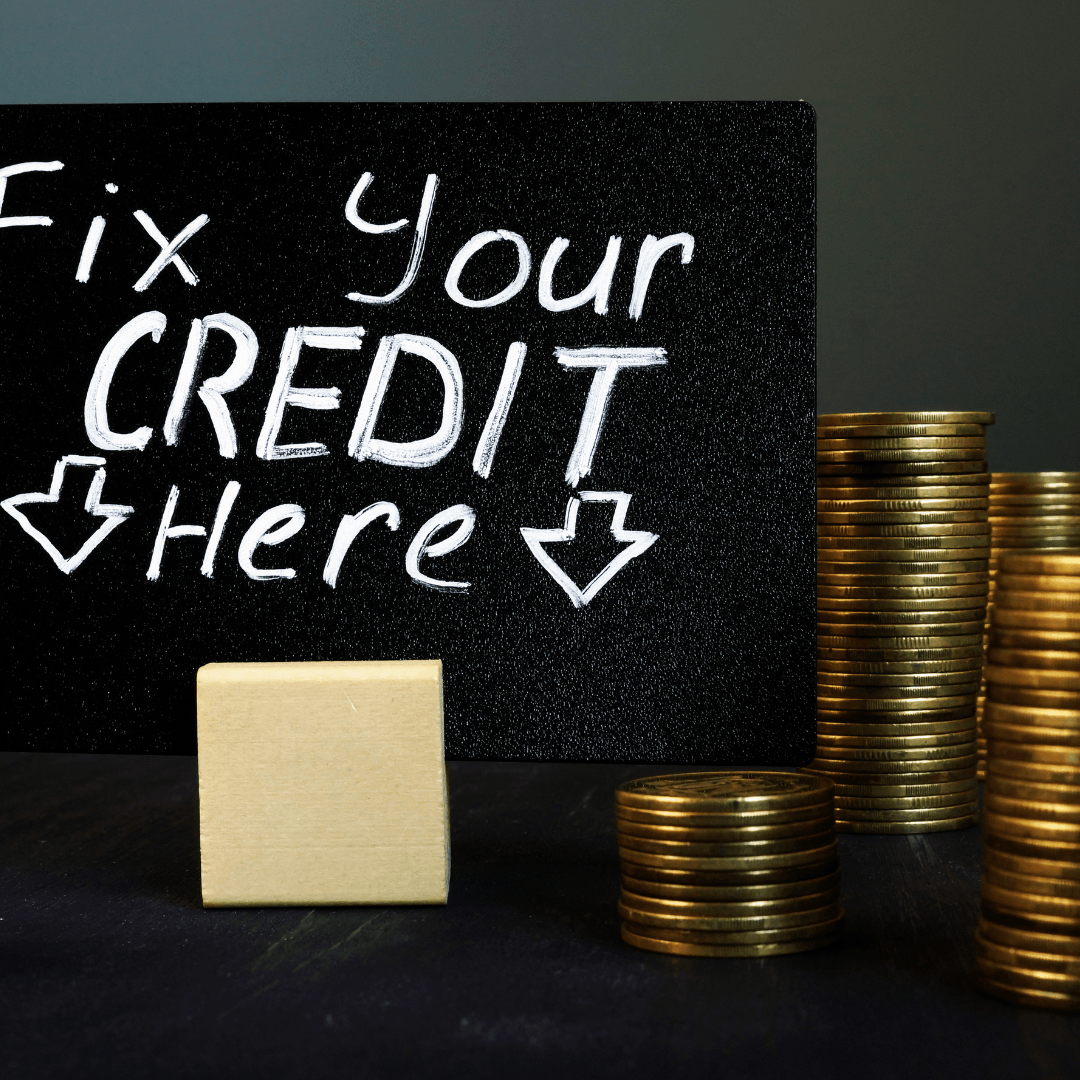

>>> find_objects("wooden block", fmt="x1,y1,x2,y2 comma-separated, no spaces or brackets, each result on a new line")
197,659,449,906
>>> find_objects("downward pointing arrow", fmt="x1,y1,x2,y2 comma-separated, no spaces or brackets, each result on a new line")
2,456,134,574
521,491,658,608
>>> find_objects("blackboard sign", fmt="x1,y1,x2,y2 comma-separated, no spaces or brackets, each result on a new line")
0,102,815,761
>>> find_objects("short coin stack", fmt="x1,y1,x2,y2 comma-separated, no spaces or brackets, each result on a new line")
976,473,1080,778
977,550,1080,1011
616,773,842,957
809,410,994,832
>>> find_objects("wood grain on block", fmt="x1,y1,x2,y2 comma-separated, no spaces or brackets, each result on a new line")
197,659,449,906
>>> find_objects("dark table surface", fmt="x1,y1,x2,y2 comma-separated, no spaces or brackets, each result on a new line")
2,751,1079,1079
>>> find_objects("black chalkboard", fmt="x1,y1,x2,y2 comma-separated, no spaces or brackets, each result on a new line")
0,103,815,761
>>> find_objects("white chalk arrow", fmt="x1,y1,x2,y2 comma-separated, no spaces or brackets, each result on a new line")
520,491,658,608
2,456,134,574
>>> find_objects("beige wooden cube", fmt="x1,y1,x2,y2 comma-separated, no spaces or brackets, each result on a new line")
196,659,449,906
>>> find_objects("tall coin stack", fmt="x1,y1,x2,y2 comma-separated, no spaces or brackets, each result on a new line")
616,773,843,957
808,411,994,833
976,473,1080,778
977,550,1080,1011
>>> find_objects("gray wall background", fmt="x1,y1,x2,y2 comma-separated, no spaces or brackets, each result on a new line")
2,0,1077,469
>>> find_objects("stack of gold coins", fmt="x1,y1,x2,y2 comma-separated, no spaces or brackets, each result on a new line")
616,773,843,957
975,474,1080,778
977,550,1080,1011
808,411,994,832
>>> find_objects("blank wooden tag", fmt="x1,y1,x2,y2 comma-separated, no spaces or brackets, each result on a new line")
197,659,449,906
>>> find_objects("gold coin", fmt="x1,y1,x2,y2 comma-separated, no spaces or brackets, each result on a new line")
614,803,833,829
819,422,988,437
983,846,1080,884
991,514,1080,526
984,834,1080,866
990,686,1080,711
834,790,976,811
990,536,1080,549
619,897,843,933
990,504,1080,518
985,700,1080,729
615,817,834,844
834,815,977,834
996,608,1080,632
986,758,1080,785
998,572,1080,592
818,671,982,689
983,810,1080,841
981,881,1080,919
818,572,990,587
617,830,835,859
818,657,983,675
820,482,991,499
997,590,1080,613
984,867,1080,901
620,870,842,904
985,721,1080,747
616,841,838,872
820,471,990,486
621,910,846,945
999,552,1080,576
991,626,1080,651
984,792,1080,823
831,802,978,823
817,730,975,749
819,523,990,539
817,669,981,686
817,717,979,737
985,961,1080,1002
986,776,1080,805
988,648,1080,672
620,887,842,920
618,857,840,888
818,645,984,662
819,598,987,614
992,471,1080,485
818,627,985,641
976,962,1080,1005
977,975,1080,1013
805,756,978,774
979,913,1080,956
817,449,986,464
818,581,989,598
988,742,1080,766
817,704,977,722
818,511,988,527
818,499,989,513
620,923,842,957
991,493,1080,506
615,772,833,813
818,423,987,438
818,547,990,563
817,436,986,451
992,501,1080,512
816,696,979,712
976,934,1080,976
817,683,980,699
819,777,978,797
817,461,987,476
819,533,990,550
985,665,1080,690
818,411,994,426
814,740,975,762
982,897,1080,935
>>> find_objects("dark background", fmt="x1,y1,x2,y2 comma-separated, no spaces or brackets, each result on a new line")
1,0,1077,470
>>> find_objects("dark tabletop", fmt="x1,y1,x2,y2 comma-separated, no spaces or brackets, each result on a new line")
1,751,1078,1079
